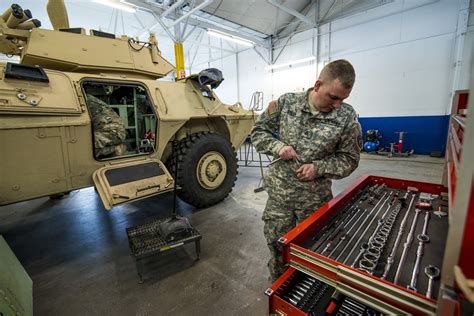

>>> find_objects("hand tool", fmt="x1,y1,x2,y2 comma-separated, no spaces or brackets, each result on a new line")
366,247,381,259
394,208,422,284
295,283,310,292
284,295,299,306
381,194,415,280
424,265,440,299
407,233,429,292
345,297,366,308
359,258,376,272
268,157,282,166
339,305,362,315
341,302,364,314
350,243,369,268
268,156,301,166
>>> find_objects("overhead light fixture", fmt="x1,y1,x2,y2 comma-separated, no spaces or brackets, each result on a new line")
265,56,316,71
207,29,255,47
92,0,137,13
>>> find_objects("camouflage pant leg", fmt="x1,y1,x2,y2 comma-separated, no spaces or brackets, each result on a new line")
293,191,333,224
262,198,296,282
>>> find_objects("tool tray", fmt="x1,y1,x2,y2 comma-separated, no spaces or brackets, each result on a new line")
127,216,201,259
277,175,448,315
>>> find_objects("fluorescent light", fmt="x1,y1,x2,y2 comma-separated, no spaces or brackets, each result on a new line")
207,29,254,47
92,0,137,13
265,56,316,71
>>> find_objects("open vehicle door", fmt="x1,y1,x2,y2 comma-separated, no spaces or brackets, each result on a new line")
92,159,174,210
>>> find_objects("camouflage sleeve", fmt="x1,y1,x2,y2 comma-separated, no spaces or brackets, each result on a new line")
313,114,362,179
250,95,287,156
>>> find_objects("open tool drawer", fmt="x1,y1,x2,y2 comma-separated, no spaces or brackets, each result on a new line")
267,266,389,315
271,175,449,315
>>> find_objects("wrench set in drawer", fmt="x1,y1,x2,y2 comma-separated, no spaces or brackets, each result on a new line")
303,182,448,300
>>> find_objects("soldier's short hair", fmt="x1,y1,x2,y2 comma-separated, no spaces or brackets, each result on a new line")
319,59,355,89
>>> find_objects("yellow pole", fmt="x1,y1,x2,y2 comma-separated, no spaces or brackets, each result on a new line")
174,42,185,79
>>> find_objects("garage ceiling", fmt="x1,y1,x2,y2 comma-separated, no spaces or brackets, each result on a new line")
201,0,312,36
131,0,391,42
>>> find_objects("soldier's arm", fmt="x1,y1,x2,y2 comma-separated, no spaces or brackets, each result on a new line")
312,114,362,179
250,98,287,156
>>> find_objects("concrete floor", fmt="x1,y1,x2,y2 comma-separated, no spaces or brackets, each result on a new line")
0,153,444,316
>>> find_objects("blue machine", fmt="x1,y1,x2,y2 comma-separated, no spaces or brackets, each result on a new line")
363,130,382,153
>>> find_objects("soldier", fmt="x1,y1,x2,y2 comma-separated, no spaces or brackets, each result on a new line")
251,59,362,281
86,94,127,158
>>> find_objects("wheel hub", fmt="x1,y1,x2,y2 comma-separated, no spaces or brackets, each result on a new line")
197,151,227,189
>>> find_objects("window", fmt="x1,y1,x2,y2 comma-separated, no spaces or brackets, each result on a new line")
82,81,157,160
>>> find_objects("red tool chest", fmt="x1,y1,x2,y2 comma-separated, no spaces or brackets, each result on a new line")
267,175,447,315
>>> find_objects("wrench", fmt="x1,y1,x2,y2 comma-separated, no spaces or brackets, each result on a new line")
407,212,430,291
425,265,440,299
350,243,369,267
407,234,429,292
394,208,422,284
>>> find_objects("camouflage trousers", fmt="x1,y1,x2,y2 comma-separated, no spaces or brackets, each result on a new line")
262,193,332,282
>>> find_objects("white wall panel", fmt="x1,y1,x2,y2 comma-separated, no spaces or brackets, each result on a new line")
236,49,273,109
400,0,458,41
270,63,317,100
345,33,454,117
329,14,401,57
209,54,238,105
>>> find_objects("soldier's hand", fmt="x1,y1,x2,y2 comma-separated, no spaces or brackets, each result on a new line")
296,164,316,181
278,146,299,161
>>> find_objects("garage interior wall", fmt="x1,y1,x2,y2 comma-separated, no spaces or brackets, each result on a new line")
192,0,473,155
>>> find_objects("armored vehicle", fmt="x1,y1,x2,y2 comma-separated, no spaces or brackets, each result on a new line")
0,1,255,210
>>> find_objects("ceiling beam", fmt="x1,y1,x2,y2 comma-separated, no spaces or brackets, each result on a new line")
168,0,214,27
267,0,316,28
187,14,270,48
161,0,186,18
274,1,316,40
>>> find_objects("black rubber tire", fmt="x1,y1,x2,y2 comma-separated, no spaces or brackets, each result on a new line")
167,132,238,208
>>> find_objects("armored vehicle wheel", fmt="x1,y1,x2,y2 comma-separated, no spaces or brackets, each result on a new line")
168,132,238,208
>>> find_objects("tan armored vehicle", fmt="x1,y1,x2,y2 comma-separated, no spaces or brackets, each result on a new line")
0,1,255,210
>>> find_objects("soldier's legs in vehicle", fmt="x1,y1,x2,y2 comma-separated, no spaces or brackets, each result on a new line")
263,198,296,282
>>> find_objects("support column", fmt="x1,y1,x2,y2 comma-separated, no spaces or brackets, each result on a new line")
174,41,186,79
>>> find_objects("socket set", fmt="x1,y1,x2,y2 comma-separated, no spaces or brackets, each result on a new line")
278,176,448,315
271,269,382,316
274,270,332,314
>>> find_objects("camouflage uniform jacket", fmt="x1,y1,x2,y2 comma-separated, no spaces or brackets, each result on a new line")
251,89,362,203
